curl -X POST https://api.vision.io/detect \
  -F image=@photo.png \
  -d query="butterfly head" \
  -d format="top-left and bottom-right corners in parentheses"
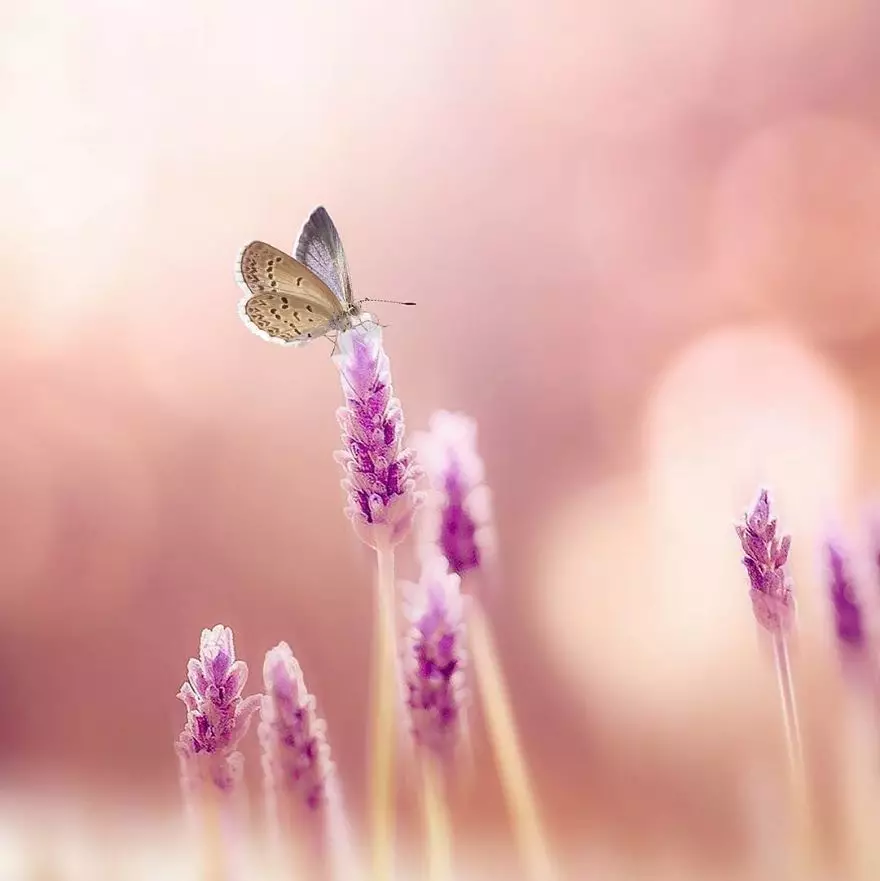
top-left (334, 299), bottom-right (363, 332)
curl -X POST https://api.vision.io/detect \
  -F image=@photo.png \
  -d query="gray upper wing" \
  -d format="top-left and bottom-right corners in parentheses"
top-left (294, 206), bottom-right (353, 305)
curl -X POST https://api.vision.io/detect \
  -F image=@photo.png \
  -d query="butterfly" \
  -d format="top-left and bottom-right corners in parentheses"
top-left (235, 207), bottom-right (364, 347)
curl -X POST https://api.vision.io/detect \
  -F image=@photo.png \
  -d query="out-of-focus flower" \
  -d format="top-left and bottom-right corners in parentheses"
top-left (259, 642), bottom-right (335, 813)
top-left (827, 538), bottom-right (866, 656)
top-left (333, 322), bottom-right (422, 550)
top-left (403, 558), bottom-right (468, 760)
top-left (735, 488), bottom-right (794, 634)
top-left (413, 410), bottom-right (494, 579)
top-left (176, 624), bottom-right (261, 795)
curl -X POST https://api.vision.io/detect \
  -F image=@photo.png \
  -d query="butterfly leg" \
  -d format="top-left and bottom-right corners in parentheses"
top-left (327, 330), bottom-right (340, 358)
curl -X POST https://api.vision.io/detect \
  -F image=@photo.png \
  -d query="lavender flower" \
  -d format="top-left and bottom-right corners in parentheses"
top-left (176, 624), bottom-right (261, 795)
top-left (735, 488), bottom-right (794, 634)
top-left (333, 322), bottom-right (422, 550)
top-left (403, 559), bottom-right (468, 759)
top-left (827, 539), bottom-right (866, 655)
top-left (259, 641), bottom-right (335, 813)
top-left (413, 410), bottom-right (494, 579)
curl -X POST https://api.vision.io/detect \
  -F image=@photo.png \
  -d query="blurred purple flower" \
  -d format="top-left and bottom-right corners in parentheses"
top-left (333, 322), bottom-right (422, 550)
top-left (176, 624), bottom-right (261, 794)
top-left (259, 642), bottom-right (335, 813)
top-left (403, 559), bottom-right (468, 759)
top-left (735, 488), bottom-right (794, 634)
top-left (827, 539), bottom-right (866, 654)
top-left (413, 410), bottom-right (494, 579)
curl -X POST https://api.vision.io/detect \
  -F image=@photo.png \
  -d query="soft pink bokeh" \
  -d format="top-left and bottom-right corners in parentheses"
top-left (3, 0), bottom-right (880, 876)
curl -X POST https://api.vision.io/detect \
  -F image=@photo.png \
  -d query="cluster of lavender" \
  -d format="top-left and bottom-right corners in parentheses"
top-left (176, 627), bottom-right (334, 815)
top-left (180, 319), bottom-right (880, 876)
top-left (175, 321), bottom-right (493, 870)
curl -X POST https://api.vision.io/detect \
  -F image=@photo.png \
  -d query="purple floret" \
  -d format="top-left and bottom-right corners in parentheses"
top-left (414, 411), bottom-right (493, 579)
top-left (333, 322), bottom-right (422, 549)
top-left (176, 624), bottom-right (261, 794)
top-left (735, 488), bottom-right (794, 634)
top-left (827, 539), bottom-right (865, 653)
top-left (259, 642), bottom-right (335, 813)
top-left (403, 559), bottom-right (468, 759)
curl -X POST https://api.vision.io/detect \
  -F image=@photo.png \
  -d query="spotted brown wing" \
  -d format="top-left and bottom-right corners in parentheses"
top-left (235, 241), bottom-right (343, 346)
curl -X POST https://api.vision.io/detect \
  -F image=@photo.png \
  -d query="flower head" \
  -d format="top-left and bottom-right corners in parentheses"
top-left (176, 624), bottom-right (261, 794)
top-left (827, 538), bottom-right (866, 655)
top-left (735, 488), bottom-right (794, 634)
top-left (259, 642), bottom-right (335, 813)
top-left (413, 410), bottom-right (494, 579)
top-left (403, 558), bottom-right (468, 760)
top-left (333, 322), bottom-right (422, 549)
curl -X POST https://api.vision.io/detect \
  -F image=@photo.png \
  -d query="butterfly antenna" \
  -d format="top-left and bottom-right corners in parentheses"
top-left (360, 297), bottom-right (417, 307)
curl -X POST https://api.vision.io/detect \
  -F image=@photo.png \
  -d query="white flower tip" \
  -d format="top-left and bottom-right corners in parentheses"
top-left (200, 623), bottom-right (234, 659)
top-left (263, 641), bottom-right (306, 695)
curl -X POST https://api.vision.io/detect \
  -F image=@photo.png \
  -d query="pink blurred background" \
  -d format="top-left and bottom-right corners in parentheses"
top-left (4, 0), bottom-right (880, 876)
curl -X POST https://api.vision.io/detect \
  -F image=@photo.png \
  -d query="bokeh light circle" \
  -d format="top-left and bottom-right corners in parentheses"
top-left (711, 115), bottom-right (880, 343)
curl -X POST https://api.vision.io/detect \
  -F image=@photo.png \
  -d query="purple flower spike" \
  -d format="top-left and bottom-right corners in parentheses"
top-left (259, 642), bottom-right (335, 813)
top-left (176, 624), bottom-right (261, 794)
top-left (827, 539), bottom-right (865, 655)
top-left (735, 488), bottom-right (795, 634)
top-left (403, 558), bottom-right (468, 759)
top-left (333, 322), bottom-right (423, 550)
top-left (413, 411), bottom-right (494, 579)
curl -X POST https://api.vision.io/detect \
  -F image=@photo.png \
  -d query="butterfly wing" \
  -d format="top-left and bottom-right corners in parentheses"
top-left (295, 206), bottom-right (354, 305)
top-left (235, 241), bottom-right (342, 346)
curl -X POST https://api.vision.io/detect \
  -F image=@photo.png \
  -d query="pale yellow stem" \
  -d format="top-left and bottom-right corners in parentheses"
top-left (370, 544), bottom-right (398, 881)
top-left (772, 632), bottom-right (811, 879)
top-left (200, 785), bottom-right (225, 881)
top-left (469, 601), bottom-right (556, 881)
top-left (422, 759), bottom-right (453, 881)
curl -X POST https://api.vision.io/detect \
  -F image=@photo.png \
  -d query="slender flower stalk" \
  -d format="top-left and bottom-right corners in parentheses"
top-left (259, 642), bottom-right (345, 881)
top-left (403, 560), bottom-right (468, 881)
top-left (469, 603), bottom-right (556, 881)
top-left (415, 410), bottom-right (554, 879)
top-left (333, 321), bottom-right (422, 881)
top-left (735, 489), bottom-right (809, 874)
top-left (421, 759), bottom-right (453, 881)
top-left (175, 625), bottom-right (261, 881)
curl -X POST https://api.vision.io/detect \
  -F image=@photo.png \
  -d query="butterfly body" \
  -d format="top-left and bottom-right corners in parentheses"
top-left (235, 207), bottom-right (362, 347)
